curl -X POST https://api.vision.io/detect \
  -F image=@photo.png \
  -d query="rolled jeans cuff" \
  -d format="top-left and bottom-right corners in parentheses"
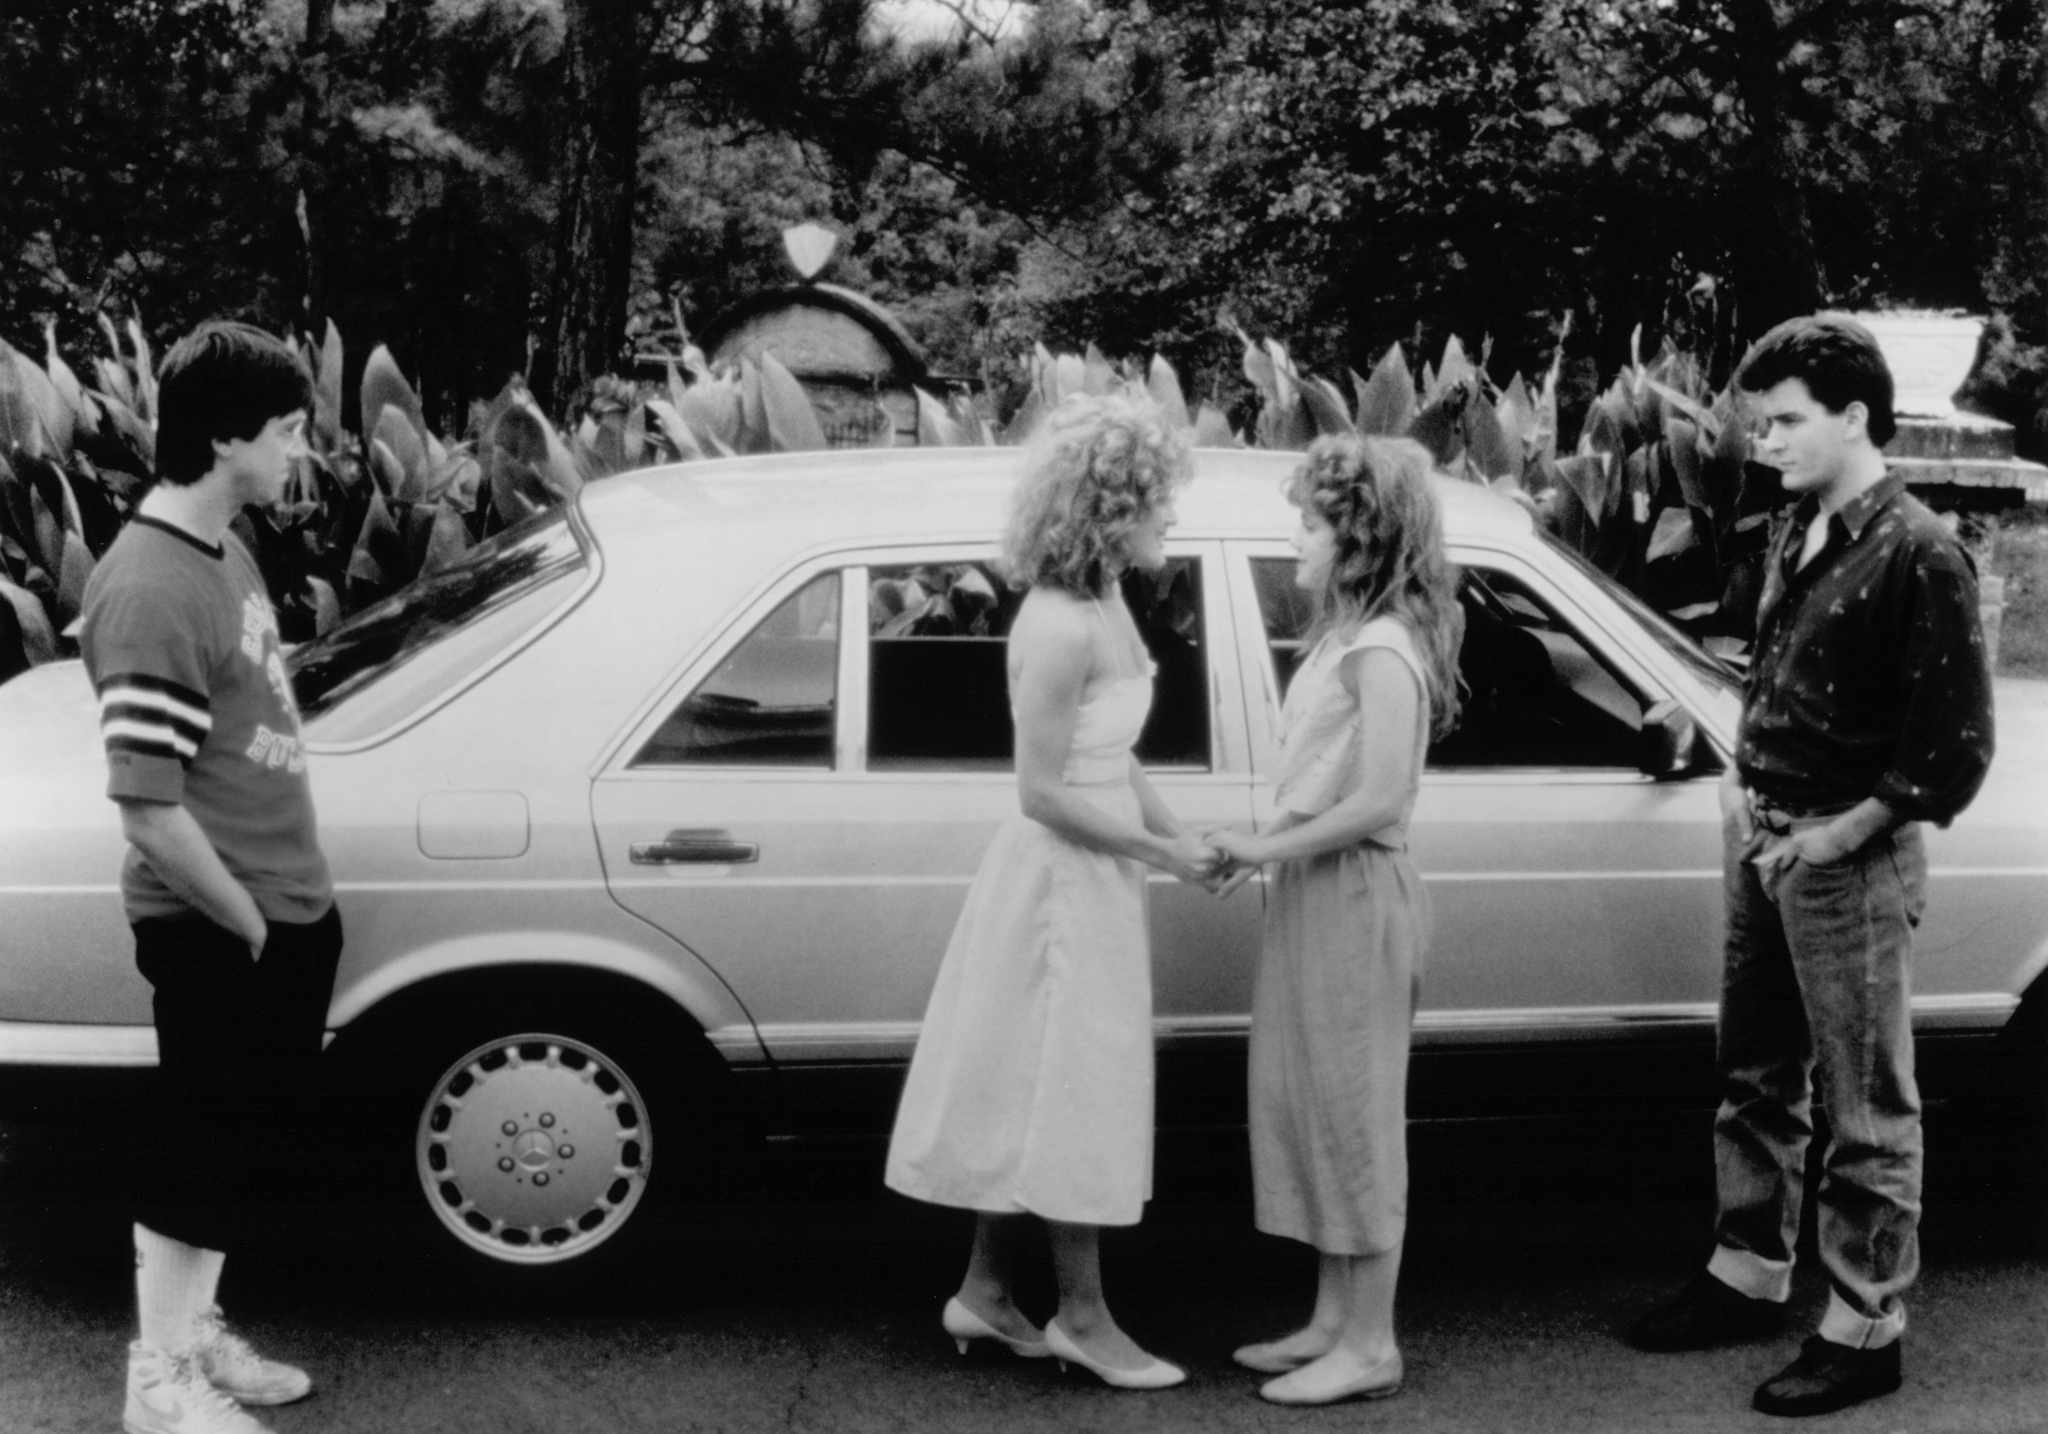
top-left (1818, 1287), bottom-right (1905, 1349)
top-left (1708, 1244), bottom-right (1792, 1303)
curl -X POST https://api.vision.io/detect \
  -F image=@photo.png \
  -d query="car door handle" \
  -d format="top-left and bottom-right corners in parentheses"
top-left (629, 829), bottom-right (760, 864)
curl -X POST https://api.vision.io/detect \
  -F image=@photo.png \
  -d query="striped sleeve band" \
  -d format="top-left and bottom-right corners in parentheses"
top-left (96, 672), bottom-right (212, 766)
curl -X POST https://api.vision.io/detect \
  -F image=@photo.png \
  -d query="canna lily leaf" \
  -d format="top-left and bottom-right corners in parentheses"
top-left (1647, 505), bottom-right (1700, 562)
top-left (53, 528), bottom-right (94, 627)
top-left (1461, 385), bottom-right (1517, 483)
top-left (757, 352), bottom-right (828, 452)
top-left (45, 322), bottom-right (91, 441)
top-left (93, 356), bottom-right (136, 413)
top-left (1082, 344), bottom-right (1115, 397)
top-left (916, 387), bottom-right (968, 447)
top-left (314, 320), bottom-right (345, 450)
top-left (623, 403), bottom-right (647, 468)
top-left (419, 501), bottom-right (473, 577)
top-left (1146, 356), bottom-right (1190, 429)
top-left (1354, 345), bottom-right (1417, 437)
top-left (368, 438), bottom-right (407, 497)
top-left (1238, 327), bottom-right (1277, 404)
top-left (1000, 383), bottom-right (1046, 447)
top-left (1429, 334), bottom-right (1476, 405)
top-left (1192, 402), bottom-right (1239, 448)
top-left (346, 484), bottom-right (407, 599)
top-left (1300, 378), bottom-right (1356, 438)
top-left (0, 339), bottom-right (64, 459)
top-left (644, 397), bottom-right (707, 461)
top-left (1053, 352), bottom-right (1085, 404)
top-left (373, 404), bottom-right (429, 499)
top-left (736, 361), bottom-right (770, 455)
top-left (305, 575), bottom-right (341, 636)
top-left (675, 373), bottom-right (741, 452)
top-left (125, 318), bottom-right (156, 421)
top-left (1408, 383), bottom-right (1467, 469)
top-left (359, 345), bottom-right (427, 448)
top-left (0, 572), bottom-right (58, 669)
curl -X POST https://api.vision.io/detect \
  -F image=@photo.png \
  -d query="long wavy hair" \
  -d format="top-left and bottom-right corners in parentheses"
top-left (1000, 393), bottom-right (1193, 597)
top-left (1285, 434), bottom-right (1464, 740)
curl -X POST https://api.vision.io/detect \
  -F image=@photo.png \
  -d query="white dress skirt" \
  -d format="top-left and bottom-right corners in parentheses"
top-left (885, 668), bottom-right (1156, 1227)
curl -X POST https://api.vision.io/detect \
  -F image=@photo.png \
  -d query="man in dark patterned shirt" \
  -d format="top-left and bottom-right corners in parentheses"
top-left (1631, 315), bottom-right (1994, 1417)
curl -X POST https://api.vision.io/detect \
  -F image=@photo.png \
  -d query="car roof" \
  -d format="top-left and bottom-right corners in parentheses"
top-left (578, 445), bottom-right (1534, 574)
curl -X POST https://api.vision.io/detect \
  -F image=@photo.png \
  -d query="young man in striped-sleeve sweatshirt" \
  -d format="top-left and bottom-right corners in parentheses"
top-left (81, 322), bottom-right (337, 1434)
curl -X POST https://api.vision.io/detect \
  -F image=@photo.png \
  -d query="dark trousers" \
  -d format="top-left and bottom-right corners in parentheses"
top-left (132, 905), bottom-right (342, 1255)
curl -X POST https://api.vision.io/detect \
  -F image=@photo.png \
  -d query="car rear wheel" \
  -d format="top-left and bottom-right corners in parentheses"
top-left (415, 1029), bottom-right (653, 1263)
top-left (327, 972), bottom-right (728, 1275)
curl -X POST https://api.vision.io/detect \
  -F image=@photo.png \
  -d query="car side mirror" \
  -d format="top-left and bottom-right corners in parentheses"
top-left (1637, 699), bottom-right (1700, 779)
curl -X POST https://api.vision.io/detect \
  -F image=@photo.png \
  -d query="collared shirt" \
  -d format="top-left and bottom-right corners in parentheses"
top-left (1736, 472), bottom-right (1993, 826)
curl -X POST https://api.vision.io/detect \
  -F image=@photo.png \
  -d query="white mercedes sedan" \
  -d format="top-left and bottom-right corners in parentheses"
top-left (4, 447), bottom-right (2044, 1269)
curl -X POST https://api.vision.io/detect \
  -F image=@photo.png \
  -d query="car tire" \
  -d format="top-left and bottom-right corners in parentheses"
top-left (321, 970), bottom-right (732, 1281)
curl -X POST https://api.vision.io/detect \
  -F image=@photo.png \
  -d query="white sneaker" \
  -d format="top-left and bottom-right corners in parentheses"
top-left (191, 1305), bottom-right (313, 1406)
top-left (124, 1343), bottom-right (275, 1434)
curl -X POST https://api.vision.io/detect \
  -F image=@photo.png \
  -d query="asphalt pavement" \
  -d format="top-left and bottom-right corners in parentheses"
top-left (3, 1112), bottom-right (2044, 1434)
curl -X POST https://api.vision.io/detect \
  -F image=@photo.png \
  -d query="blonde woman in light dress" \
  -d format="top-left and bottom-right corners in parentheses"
top-left (1210, 435), bottom-right (1463, 1406)
top-left (884, 394), bottom-right (1220, 1391)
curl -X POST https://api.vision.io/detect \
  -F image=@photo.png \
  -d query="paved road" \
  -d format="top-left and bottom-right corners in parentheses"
top-left (3, 1113), bottom-right (2044, 1434)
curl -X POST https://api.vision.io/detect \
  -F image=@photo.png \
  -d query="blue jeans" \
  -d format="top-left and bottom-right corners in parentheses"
top-left (1709, 815), bottom-right (1927, 1347)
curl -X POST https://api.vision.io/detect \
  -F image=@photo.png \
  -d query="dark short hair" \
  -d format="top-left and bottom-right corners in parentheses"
top-left (1735, 314), bottom-right (1896, 447)
top-left (153, 322), bottom-right (310, 485)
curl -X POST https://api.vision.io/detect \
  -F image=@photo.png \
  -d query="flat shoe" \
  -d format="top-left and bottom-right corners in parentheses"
top-left (1232, 1340), bottom-right (1318, 1374)
top-left (1259, 1353), bottom-right (1404, 1406)
top-left (1043, 1319), bottom-right (1186, 1390)
top-left (941, 1297), bottom-right (1049, 1358)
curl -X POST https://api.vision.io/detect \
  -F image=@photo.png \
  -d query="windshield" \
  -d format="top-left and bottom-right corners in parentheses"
top-left (1540, 532), bottom-right (1744, 699)
top-left (291, 507), bottom-right (587, 727)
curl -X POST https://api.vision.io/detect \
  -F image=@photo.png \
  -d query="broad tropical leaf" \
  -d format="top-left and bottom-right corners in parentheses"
top-left (359, 345), bottom-right (427, 449)
top-left (1146, 356), bottom-right (1190, 429)
top-left (1353, 345), bottom-right (1416, 437)
top-left (758, 353), bottom-right (828, 452)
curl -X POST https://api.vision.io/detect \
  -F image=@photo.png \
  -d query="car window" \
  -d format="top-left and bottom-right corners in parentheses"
top-left (631, 572), bottom-right (840, 767)
top-left (293, 507), bottom-right (585, 736)
top-left (1251, 558), bottom-right (1646, 769)
top-left (866, 557), bottom-right (1211, 771)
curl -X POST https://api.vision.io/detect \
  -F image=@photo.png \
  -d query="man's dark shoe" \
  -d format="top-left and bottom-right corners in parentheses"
top-left (1629, 1271), bottom-right (1786, 1351)
top-left (1752, 1335), bottom-right (1901, 1417)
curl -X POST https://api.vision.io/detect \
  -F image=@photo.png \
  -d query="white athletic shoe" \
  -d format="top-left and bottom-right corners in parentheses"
top-left (124, 1343), bottom-right (275, 1434)
top-left (190, 1305), bottom-right (313, 1406)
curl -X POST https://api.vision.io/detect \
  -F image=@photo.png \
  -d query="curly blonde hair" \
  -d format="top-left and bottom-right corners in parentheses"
top-left (1000, 394), bottom-right (1193, 597)
top-left (1285, 434), bottom-right (1464, 740)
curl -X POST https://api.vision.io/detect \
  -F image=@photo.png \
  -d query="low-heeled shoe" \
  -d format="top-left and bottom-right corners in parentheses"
top-left (941, 1297), bottom-right (1050, 1358)
top-left (1043, 1320), bottom-right (1186, 1390)
top-left (1752, 1335), bottom-right (1901, 1417)
top-left (1630, 1271), bottom-right (1786, 1351)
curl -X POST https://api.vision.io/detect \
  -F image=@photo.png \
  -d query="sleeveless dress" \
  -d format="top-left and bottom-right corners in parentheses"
top-left (885, 602), bottom-right (1157, 1227)
top-left (1250, 615), bottom-right (1433, 1256)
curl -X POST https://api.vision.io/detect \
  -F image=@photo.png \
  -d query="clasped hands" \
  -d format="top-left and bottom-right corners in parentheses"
top-left (1164, 828), bottom-right (1265, 898)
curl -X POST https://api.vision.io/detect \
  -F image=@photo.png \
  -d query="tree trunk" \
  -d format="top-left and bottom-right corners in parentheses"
top-left (533, 0), bottom-right (643, 417)
top-left (1724, 0), bottom-right (1825, 333)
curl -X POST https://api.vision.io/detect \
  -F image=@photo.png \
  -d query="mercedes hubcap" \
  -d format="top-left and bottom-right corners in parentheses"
top-left (415, 1034), bottom-right (651, 1264)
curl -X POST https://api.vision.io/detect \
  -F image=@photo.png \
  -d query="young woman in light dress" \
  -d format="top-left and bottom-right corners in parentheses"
top-left (884, 394), bottom-right (1218, 1391)
top-left (1210, 435), bottom-right (1463, 1406)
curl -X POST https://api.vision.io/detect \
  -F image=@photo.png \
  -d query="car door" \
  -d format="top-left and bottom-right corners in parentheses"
top-left (590, 543), bottom-right (1261, 1067)
top-left (1227, 538), bottom-right (1728, 1044)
